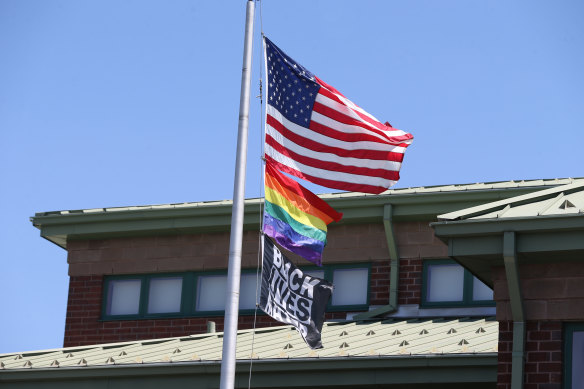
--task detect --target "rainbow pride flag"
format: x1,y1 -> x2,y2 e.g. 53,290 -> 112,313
263,162 -> 343,265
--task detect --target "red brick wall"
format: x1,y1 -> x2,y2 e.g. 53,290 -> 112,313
397,258 -> 422,305
492,261 -> 584,387
64,275 -> 346,347
497,321 -> 562,389
392,221 -> 445,306
369,260 -> 391,305
63,220 -> 446,346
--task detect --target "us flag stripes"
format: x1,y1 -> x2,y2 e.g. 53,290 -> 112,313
263,37 -> 413,194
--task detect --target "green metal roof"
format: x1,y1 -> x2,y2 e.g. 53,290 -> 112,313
0,318 -> 497,388
0,318 -> 497,371
432,181 -> 584,286
34,177 -> 579,218
438,180 -> 584,221
31,177 -> 580,249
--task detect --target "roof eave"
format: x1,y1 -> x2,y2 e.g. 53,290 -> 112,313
32,185 -> 558,250
0,353 -> 497,387
431,213 -> 584,287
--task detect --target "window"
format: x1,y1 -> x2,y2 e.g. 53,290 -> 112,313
147,277 -> 183,314
239,273 -> 261,310
421,259 -> 494,307
564,323 -> 584,389
426,263 -> 464,302
102,274 -> 187,319
301,264 -> 370,310
102,264 -> 370,319
105,279 -> 141,316
331,268 -> 369,307
102,271 -> 261,320
195,273 -> 260,313
196,274 -> 227,312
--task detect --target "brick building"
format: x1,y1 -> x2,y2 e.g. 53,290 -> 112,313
433,180 -> 584,389
1,177 -> 583,389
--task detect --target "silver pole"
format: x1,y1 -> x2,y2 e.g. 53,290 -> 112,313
219,1 -> 255,388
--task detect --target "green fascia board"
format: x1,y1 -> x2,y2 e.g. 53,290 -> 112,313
32,185 -> 555,250
0,354 -> 497,387
447,231 -> 584,260
432,214 -> 584,286
434,214 -> 584,256
432,213 -> 584,238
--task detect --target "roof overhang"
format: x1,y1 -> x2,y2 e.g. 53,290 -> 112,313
0,354 -> 497,388
31,180 -> 574,249
432,181 -> 584,286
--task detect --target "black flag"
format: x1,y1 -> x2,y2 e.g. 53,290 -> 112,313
260,236 -> 333,349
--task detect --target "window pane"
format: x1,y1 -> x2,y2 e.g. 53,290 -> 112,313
107,279 -> 141,315
426,264 -> 464,302
240,273 -> 259,310
472,276 -> 493,301
147,277 -> 183,314
196,275 -> 227,311
331,268 -> 368,306
573,331 -> 584,387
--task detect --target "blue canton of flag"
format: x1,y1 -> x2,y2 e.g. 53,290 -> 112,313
266,42 -> 320,128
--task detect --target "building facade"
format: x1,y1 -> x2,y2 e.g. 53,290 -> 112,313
1,177 -> 582,389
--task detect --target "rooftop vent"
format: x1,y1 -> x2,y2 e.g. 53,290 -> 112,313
559,199 -> 576,209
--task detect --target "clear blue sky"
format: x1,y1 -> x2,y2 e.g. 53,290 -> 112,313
1,0 -> 582,354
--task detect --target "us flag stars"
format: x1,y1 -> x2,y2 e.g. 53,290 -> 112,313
265,40 -> 320,128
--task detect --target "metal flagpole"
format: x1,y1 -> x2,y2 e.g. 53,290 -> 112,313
220,1 -> 255,388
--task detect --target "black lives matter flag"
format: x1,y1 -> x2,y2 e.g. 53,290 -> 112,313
260,236 -> 333,349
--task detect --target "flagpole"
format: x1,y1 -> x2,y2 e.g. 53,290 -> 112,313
220,1 -> 255,388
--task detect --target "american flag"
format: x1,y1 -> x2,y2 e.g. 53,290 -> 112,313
263,37 -> 413,194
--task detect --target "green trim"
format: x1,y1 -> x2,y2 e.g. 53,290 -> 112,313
101,275 -> 145,320
301,263 -> 370,311
503,232 -> 524,322
32,184 -> 553,249
564,322 -> 584,389
433,213 -> 584,238
181,272 -> 195,315
192,269 -> 261,316
353,203 -> 399,320
420,259 -> 495,308
143,274 -> 186,318
0,354 -> 497,387
326,263 -> 371,311
101,265 -> 371,320
102,273 -> 189,320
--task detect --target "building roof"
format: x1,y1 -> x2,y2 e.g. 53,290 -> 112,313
0,317 -> 497,371
438,180 -> 584,221
432,181 -> 584,286
31,177 -> 582,249
34,177 -> 579,218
